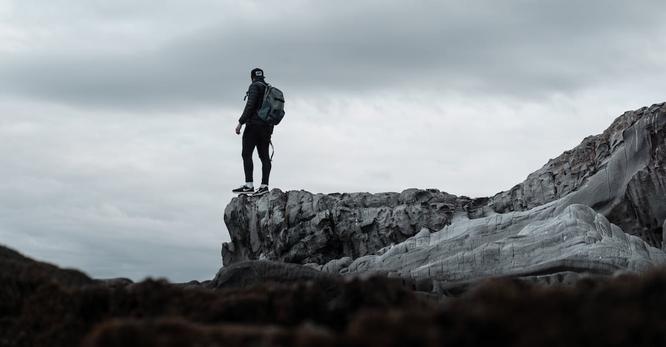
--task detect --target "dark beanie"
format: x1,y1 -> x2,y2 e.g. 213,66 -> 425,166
251,68 -> 264,79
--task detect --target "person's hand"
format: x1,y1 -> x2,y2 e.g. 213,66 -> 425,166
235,123 -> 242,135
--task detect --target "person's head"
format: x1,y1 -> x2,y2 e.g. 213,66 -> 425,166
250,68 -> 264,81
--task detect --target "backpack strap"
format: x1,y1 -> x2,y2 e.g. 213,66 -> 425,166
270,140 -> 274,161
245,81 -> 269,101
260,82 -> 271,103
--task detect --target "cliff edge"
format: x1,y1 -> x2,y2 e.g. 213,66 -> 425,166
222,103 -> 666,287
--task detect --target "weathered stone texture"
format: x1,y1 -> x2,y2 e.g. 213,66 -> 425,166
489,103 -> 666,245
222,189 -> 458,266
222,102 -> 666,284
338,204 -> 665,285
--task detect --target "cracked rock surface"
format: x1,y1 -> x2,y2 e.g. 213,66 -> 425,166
222,103 -> 666,285
222,189 -> 459,265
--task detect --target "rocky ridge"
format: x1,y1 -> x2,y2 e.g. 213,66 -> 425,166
488,104 -> 666,245
222,103 -> 666,287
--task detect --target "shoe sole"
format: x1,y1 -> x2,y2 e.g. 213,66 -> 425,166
251,191 -> 269,197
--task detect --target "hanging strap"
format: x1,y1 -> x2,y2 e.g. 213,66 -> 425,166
270,140 -> 275,161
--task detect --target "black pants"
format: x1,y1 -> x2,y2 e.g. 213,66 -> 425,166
242,124 -> 272,185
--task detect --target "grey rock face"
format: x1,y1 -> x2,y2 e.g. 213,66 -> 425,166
222,189 -> 459,266
222,103 -> 666,285
339,204 -> 665,287
489,103 -> 666,245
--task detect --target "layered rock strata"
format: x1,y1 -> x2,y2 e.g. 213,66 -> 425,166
331,204 -> 665,288
488,103 -> 666,244
222,103 -> 666,284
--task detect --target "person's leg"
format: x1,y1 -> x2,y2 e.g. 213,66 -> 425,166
241,126 -> 257,185
256,126 -> 272,186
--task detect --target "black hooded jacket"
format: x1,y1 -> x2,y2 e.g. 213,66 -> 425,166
238,77 -> 271,127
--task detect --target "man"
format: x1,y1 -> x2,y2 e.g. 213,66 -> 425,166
232,68 -> 273,196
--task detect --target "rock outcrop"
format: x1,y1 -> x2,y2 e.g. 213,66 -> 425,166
488,103 -> 666,244
222,189 -> 460,265
222,103 -> 666,286
336,204 -> 665,289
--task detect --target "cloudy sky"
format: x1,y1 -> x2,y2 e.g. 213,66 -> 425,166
1,0 -> 665,282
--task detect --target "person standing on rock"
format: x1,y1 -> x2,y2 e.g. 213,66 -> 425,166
233,68 -> 274,197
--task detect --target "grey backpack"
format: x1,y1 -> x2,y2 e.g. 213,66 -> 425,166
258,83 -> 285,125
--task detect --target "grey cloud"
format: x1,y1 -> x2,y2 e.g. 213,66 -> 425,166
1,0 -> 665,110
0,106 -> 230,281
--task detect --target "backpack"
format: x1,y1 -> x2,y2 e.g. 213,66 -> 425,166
257,82 -> 285,125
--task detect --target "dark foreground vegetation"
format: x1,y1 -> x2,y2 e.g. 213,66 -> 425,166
2,245 -> 666,347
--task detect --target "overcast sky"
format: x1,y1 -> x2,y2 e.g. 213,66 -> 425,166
1,0 -> 665,282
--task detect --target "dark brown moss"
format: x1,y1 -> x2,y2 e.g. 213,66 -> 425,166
3,247 -> 666,347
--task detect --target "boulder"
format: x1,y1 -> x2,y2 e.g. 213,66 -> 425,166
489,103 -> 666,245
